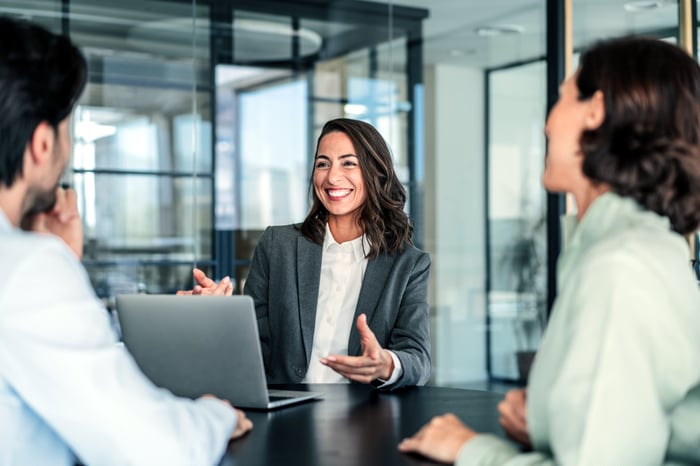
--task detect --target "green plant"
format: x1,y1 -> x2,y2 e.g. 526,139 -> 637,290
500,215 -> 547,352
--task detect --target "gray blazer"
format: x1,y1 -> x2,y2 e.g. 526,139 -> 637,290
244,224 -> 431,389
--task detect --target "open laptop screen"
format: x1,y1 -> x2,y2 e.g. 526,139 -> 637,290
116,295 -> 321,410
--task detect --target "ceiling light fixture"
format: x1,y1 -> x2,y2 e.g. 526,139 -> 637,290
474,24 -> 525,37
128,18 -> 323,62
344,104 -> 368,116
623,1 -> 668,12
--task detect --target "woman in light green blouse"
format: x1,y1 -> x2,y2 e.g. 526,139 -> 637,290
399,36 -> 700,465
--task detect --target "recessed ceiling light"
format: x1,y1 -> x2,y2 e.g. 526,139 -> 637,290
623,1 -> 668,12
129,18 -> 323,62
475,24 -> 525,37
344,104 -> 368,116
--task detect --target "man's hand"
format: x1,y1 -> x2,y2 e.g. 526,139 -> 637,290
498,388 -> 531,448
176,268 -> 233,296
320,313 -> 394,383
24,187 -> 83,259
230,408 -> 253,440
398,413 -> 476,463
200,395 -> 253,440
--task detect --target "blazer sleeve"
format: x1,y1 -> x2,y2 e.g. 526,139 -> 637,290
385,250 -> 432,389
243,226 -> 273,370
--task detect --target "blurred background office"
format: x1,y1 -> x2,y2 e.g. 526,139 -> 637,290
4,0 -> 697,389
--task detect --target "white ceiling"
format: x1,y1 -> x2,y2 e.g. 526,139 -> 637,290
367,0 -> 681,68
0,0 -> 684,70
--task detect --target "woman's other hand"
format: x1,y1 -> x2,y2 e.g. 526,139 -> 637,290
320,313 -> 395,383
498,388 -> 531,448
398,413 -> 476,463
176,268 -> 233,296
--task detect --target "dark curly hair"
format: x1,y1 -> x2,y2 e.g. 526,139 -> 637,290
300,118 -> 413,258
0,16 -> 87,188
576,36 -> 700,235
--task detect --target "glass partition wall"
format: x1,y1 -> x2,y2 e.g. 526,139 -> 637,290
1,0 -> 425,305
72,0 -> 214,301
1,0 -> 215,301
486,0 -> 684,383
213,3 -> 424,292
486,60 -> 547,382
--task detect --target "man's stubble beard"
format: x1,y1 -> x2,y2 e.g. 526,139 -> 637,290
25,186 -> 58,216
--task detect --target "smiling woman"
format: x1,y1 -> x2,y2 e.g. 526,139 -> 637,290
303,118 -> 413,259
186,118 -> 432,390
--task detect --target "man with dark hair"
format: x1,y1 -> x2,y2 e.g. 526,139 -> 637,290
0,16 -> 251,466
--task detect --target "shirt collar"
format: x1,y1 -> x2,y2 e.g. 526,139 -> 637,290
323,222 -> 370,262
567,191 -> 671,250
0,208 -> 12,233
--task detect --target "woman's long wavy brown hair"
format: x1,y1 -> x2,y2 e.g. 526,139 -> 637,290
300,118 -> 413,258
576,36 -> 700,235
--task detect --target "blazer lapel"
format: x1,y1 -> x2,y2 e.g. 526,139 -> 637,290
297,236 -> 322,364
348,252 -> 394,355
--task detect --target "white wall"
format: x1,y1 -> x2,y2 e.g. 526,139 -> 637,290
424,63 -> 487,385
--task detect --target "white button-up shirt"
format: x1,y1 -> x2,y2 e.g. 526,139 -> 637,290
304,224 -> 402,385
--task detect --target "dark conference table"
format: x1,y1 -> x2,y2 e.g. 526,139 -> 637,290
220,383 -> 510,466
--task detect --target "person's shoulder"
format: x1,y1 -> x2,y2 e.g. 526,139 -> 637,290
1,230 -> 76,267
401,243 -> 430,258
263,223 -> 304,239
583,220 -> 685,272
257,224 -> 307,250
266,223 -> 302,233
576,224 -> 698,313
391,243 -> 431,267
0,232 -> 87,313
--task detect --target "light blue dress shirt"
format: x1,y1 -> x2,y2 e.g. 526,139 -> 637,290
0,211 -> 236,466
458,192 -> 700,465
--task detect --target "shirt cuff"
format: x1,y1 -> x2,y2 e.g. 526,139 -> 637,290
455,434 -> 520,466
193,397 -> 238,463
372,350 -> 403,388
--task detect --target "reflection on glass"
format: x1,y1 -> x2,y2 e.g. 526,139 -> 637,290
0,0 -> 62,33
74,174 -> 212,263
238,77 -> 309,229
3,1 -> 423,323
87,264 -> 216,308
212,7 -> 416,296
72,90 -> 211,172
487,60 -> 547,382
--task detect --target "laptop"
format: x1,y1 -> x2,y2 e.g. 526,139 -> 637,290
115,294 -> 322,410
